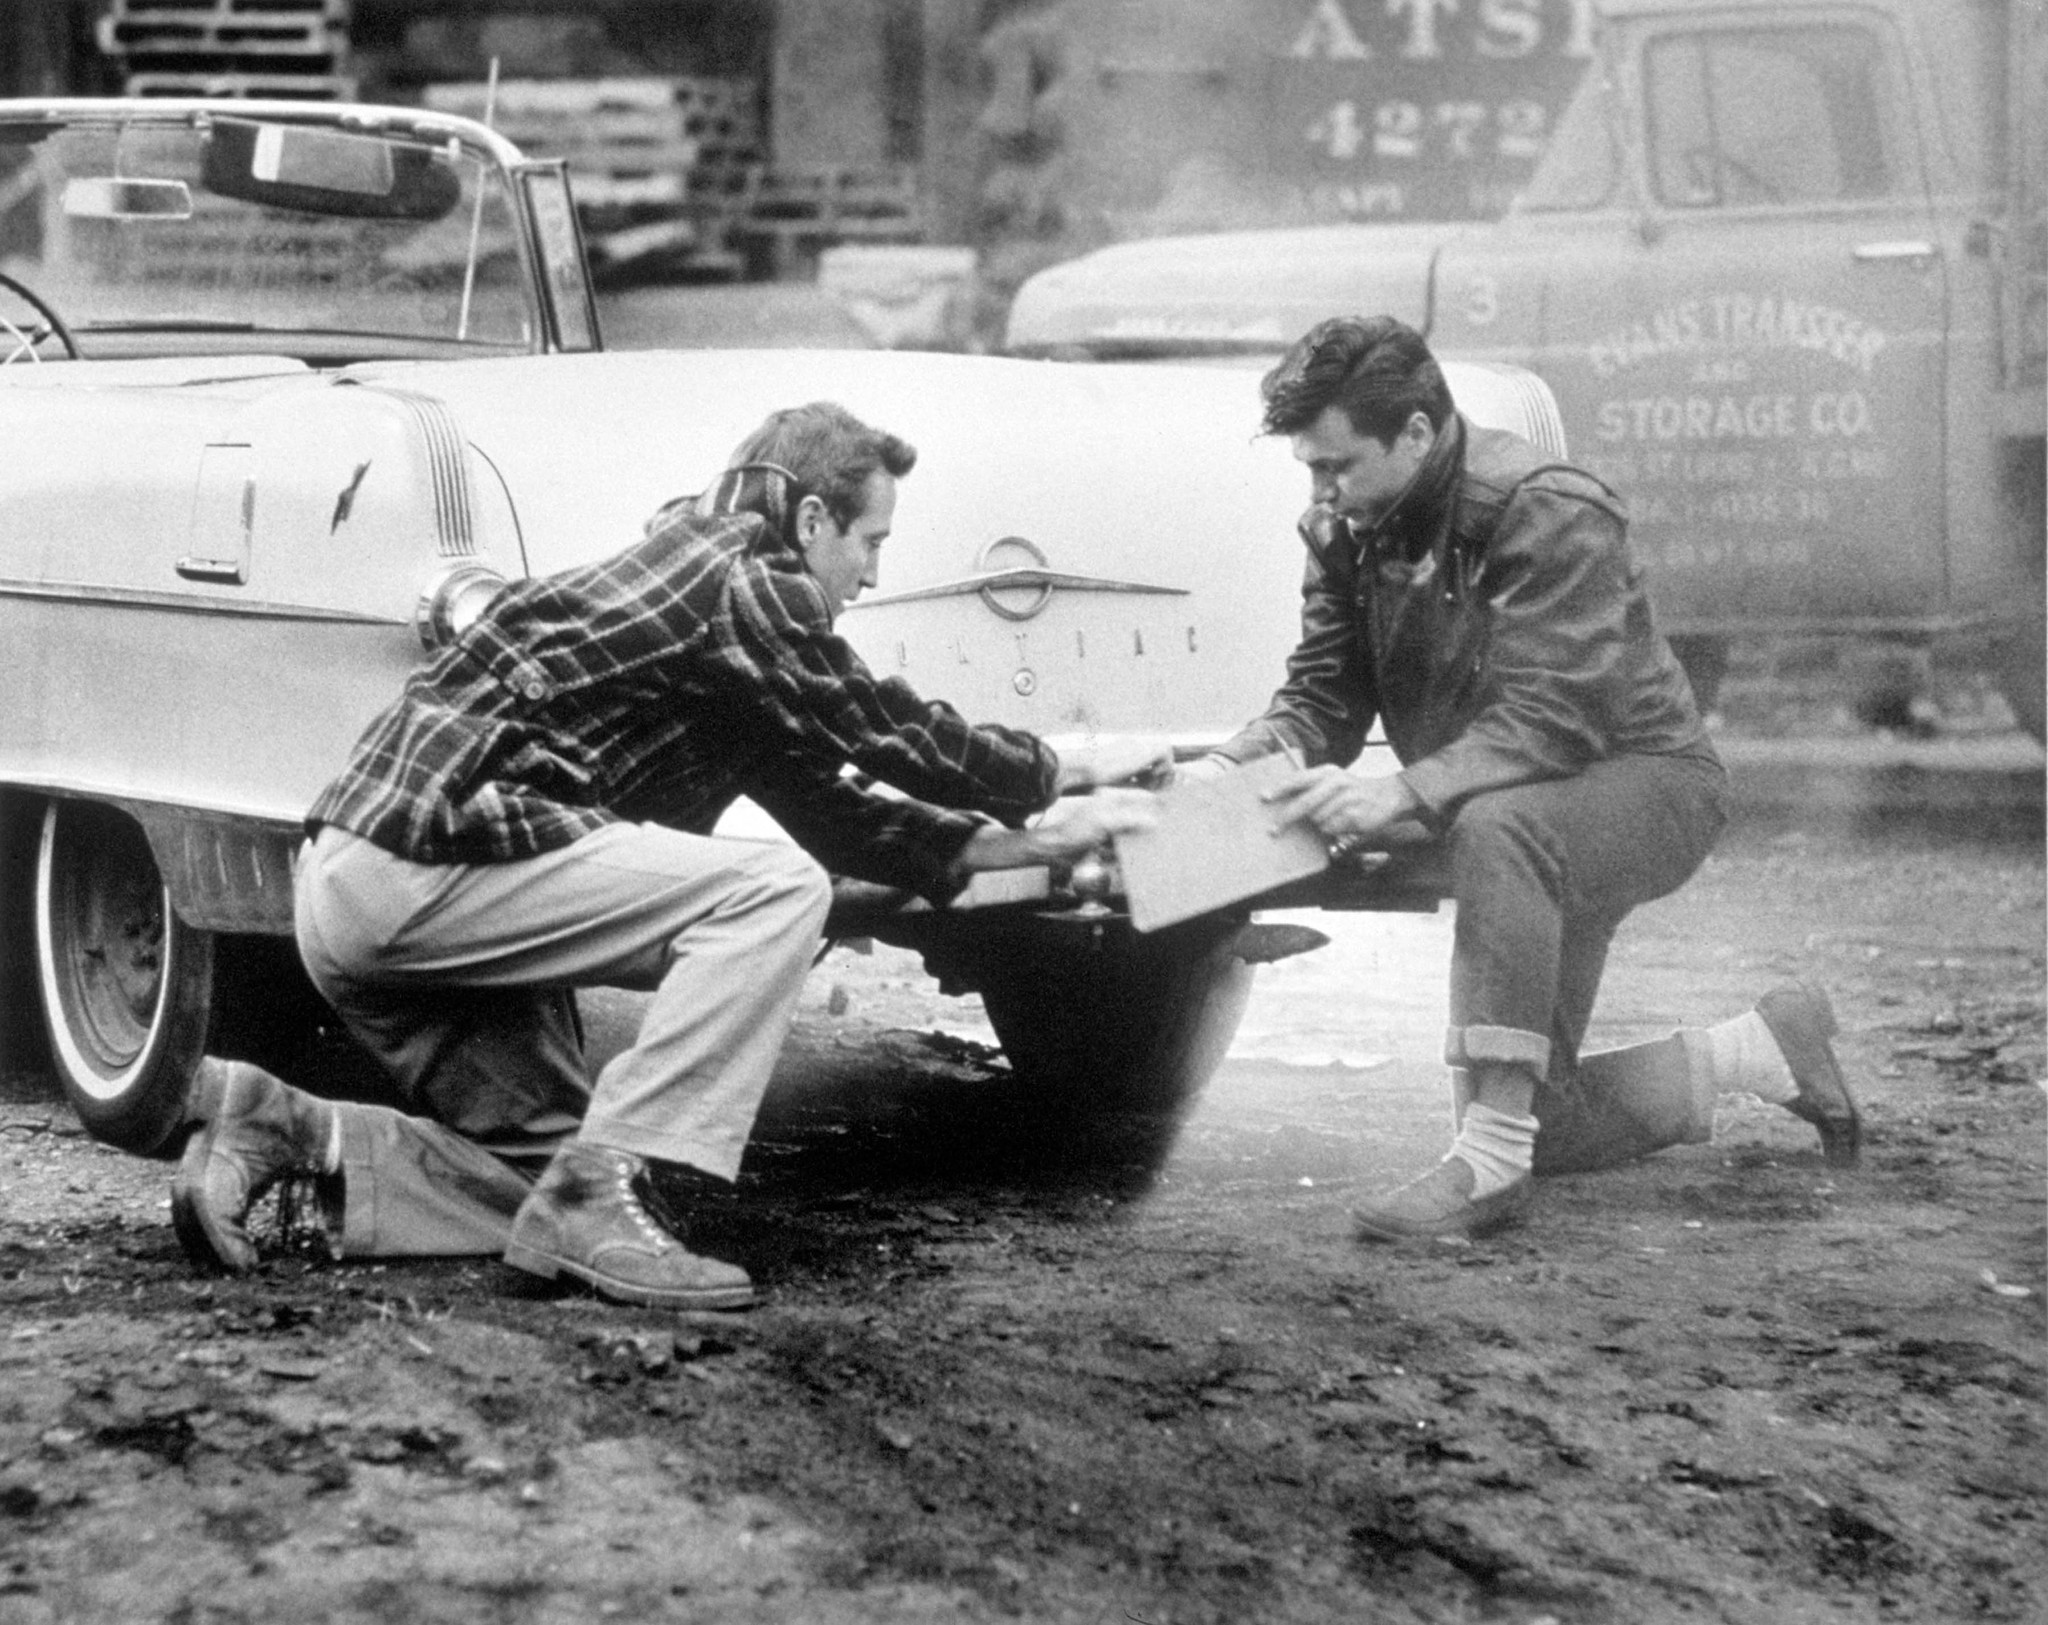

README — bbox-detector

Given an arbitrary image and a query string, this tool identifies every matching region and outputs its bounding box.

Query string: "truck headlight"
[414,561,506,651]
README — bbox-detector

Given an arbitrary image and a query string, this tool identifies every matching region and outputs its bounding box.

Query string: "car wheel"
[34,800,213,1156]
[0,793,53,1081]
[956,912,1255,1116]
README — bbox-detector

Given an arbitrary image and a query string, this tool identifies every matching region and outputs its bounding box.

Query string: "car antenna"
[455,55,501,342]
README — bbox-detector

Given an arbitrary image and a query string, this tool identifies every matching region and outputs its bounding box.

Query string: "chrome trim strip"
[341,382,477,557]
[847,566,1191,610]
[0,773,305,831]
[0,576,397,623]
[1515,371,1569,459]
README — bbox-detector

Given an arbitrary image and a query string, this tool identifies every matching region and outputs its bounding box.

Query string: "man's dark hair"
[726,401,916,530]
[1259,316,1455,447]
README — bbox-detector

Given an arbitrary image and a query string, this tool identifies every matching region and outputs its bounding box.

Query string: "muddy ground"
[1,717,2043,1625]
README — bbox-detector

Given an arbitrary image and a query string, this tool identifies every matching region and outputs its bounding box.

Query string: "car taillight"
[413,561,506,651]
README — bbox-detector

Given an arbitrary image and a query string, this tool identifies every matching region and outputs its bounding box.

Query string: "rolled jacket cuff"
[1444,1024,1552,1072]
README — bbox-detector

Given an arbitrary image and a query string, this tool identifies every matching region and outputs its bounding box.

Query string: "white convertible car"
[0,97,1565,1155]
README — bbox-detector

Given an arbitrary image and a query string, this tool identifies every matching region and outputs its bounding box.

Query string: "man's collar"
[648,495,797,557]
[1355,412,1465,556]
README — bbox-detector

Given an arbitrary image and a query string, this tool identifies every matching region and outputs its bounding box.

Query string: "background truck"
[969,0,1600,300]
[1006,0,2048,736]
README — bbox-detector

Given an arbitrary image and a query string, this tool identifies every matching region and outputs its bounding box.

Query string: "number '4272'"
[1306,99,1548,162]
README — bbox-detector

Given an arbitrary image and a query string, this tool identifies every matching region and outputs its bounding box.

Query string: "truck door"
[1456,10,1950,630]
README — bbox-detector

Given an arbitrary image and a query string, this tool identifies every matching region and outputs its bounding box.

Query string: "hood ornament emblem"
[847,535,1188,624]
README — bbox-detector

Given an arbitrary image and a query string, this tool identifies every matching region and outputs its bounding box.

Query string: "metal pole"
[456,55,501,343]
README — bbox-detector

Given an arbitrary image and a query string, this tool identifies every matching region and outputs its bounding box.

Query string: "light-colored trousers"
[292,823,831,1257]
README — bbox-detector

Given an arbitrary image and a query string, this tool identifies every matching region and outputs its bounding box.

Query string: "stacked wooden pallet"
[96,0,355,100]
[424,76,763,280]
[739,163,926,278]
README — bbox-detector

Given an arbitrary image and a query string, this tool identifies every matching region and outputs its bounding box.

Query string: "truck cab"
[1008,0,2046,732]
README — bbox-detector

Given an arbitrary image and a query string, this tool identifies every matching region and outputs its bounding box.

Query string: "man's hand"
[951,788,1157,875]
[1028,787,1157,861]
[1170,752,1233,787]
[1049,734,1174,793]
[1263,766,1426,853]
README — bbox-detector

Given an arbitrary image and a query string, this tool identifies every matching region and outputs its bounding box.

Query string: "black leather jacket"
[1216,414,1713,821]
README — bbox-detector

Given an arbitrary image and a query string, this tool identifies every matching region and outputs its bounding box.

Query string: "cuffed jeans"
[1440,748,1727,1127]
[292,823,831,1257]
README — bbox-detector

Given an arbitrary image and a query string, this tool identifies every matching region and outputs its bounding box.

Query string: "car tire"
[961,912,1255,1116]
[34,799,213,1157]
[0,792,53,1082]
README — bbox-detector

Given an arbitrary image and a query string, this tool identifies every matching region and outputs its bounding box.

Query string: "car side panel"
[0,369,525,926]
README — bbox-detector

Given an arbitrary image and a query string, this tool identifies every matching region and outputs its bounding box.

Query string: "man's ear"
[793,492,832,553]
[1402,411,1437,454]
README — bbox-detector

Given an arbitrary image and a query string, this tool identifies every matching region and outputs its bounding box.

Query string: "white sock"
[1699,1010,1798,1104]
[1450,1101,1538,1197]
[322,1110,343,1175]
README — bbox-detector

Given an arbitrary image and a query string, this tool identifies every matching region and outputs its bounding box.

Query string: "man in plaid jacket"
[172,401,1158,1309]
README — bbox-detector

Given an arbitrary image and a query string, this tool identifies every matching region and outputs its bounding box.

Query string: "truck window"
[1645,26,1894,209]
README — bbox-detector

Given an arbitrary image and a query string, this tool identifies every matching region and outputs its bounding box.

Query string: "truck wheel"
[34,799,212,1156]
[965,912,1254,1116]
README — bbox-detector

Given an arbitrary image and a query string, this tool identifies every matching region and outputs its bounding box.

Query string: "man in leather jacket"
[1195,317,1862,1242]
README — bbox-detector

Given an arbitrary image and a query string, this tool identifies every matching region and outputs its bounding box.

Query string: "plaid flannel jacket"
[306,508,1059,900]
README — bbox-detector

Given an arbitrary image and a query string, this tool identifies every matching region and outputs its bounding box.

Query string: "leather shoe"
[171,1059,336,1273]
[1353,1155,1531,1244]
[504,1141,755,1310]
[1756,984,1863,1167]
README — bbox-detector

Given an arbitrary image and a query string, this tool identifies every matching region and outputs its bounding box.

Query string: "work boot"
[502,1141,756,1310]
[1353,1156,1532,1244]
[1756,984,1863,1167]
[171,1059,338,1273]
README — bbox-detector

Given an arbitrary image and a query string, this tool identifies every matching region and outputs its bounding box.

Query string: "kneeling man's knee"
[1447,792,1537,860]
[755,844,833,924]
[1445,791,1563,900]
